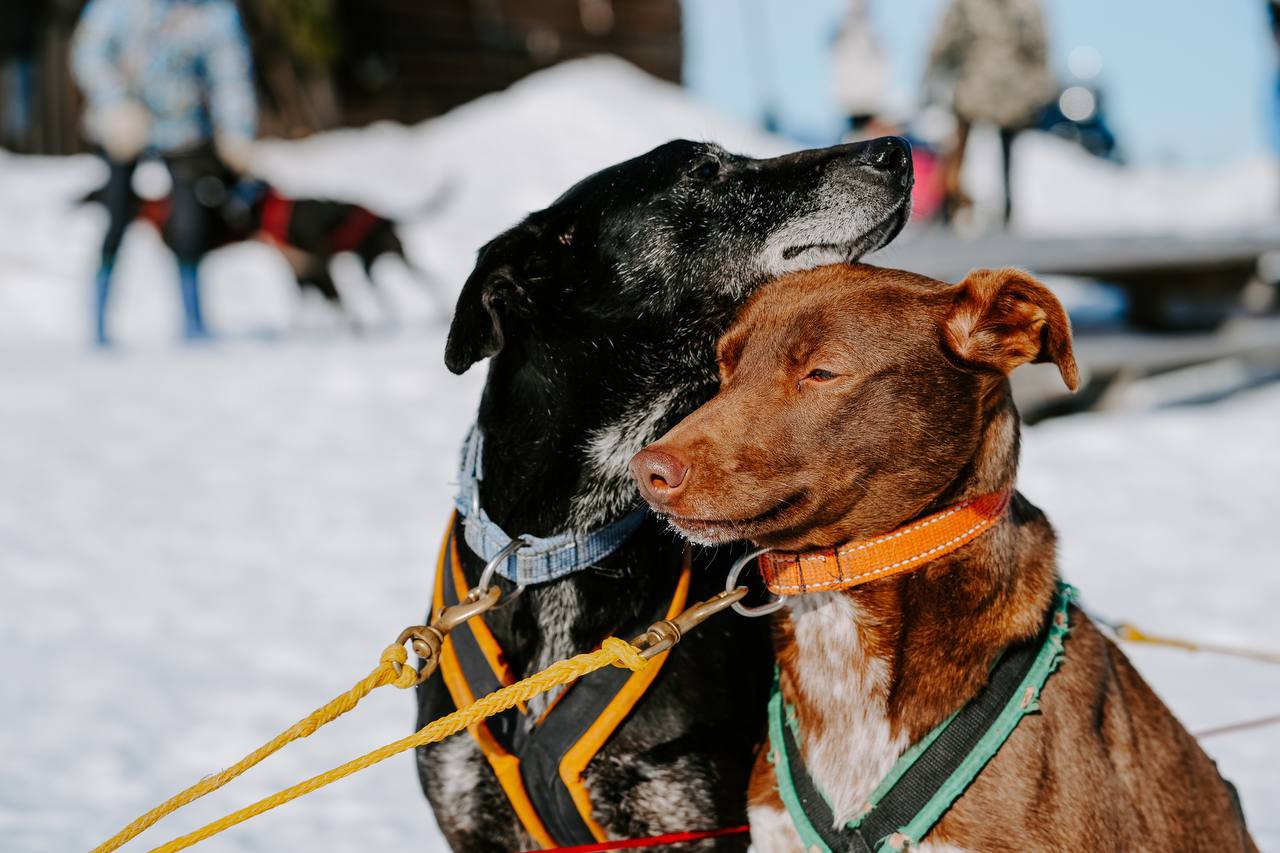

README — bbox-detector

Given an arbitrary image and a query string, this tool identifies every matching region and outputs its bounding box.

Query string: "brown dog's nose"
[629,448,690,506]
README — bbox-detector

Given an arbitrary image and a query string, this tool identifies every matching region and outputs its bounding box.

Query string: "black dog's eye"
[691,160,720,180]
[805,368,838,382]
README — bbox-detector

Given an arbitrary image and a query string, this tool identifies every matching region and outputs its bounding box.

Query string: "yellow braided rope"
[95,637,648,853]
[92,643,420,853]
[1115,623,1280,664]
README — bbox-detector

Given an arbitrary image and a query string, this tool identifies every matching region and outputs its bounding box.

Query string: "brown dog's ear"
[943,267,1079,390]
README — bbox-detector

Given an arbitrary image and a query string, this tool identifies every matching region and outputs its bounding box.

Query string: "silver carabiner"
[477,537,528,593]
[725,547,785,617]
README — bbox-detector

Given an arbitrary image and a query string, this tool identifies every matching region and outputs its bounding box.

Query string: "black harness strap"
[779,715,875,853]
[781,613,1051,853]
[439,519,681,846]
[517,662,635,843]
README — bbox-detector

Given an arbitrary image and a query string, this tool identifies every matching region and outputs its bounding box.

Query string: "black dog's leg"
[362,226,453,322]
[396,251,454,322]
[299,263,363,335]
[355,251,401,332]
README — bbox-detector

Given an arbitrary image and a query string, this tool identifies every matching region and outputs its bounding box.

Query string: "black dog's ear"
[444,227,539,375]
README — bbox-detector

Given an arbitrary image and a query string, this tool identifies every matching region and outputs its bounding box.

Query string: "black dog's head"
[446,137,913,530]
[445,137,911,374]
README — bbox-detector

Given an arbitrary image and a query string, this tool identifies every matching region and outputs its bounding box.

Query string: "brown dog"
[629,264,1254,852]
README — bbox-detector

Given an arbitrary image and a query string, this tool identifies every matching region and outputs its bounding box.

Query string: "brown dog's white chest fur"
[750,592,977,852]
[781,593,905,826]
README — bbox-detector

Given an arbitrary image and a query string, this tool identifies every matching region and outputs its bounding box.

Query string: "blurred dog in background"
[85,162,452,332]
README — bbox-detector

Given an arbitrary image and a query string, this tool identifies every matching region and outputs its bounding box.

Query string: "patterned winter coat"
[926,0,1055,129]
[71,0,256,154]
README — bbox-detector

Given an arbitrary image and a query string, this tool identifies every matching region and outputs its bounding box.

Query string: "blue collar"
[453,425,648,586]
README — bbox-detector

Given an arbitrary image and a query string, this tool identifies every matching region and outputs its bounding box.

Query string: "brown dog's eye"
[805,368,838,382]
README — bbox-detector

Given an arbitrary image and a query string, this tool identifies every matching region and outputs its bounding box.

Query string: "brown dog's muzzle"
[629,447,690,508]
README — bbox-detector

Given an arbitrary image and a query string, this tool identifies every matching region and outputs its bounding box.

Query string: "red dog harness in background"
[326,205,381,253]
[258,189,293,247]
[257,189,382,254]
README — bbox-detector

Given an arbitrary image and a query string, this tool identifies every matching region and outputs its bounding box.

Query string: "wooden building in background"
[338,0,682,126]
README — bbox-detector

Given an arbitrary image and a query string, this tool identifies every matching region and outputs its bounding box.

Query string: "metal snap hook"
[725,547,785,617]
[477,537,528,593]
[396,624,447,684]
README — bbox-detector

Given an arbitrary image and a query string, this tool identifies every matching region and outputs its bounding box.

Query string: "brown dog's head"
[629,264,1077,551]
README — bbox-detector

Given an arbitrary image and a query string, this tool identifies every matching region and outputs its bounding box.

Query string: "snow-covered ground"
[1,58,1277,851]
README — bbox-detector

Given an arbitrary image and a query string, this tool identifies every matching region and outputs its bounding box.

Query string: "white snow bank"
[1018,137,1280,235]
[953,125,1280,235]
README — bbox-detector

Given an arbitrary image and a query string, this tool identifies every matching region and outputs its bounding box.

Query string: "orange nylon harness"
[430,515,691,848]
[758,491,1012,596]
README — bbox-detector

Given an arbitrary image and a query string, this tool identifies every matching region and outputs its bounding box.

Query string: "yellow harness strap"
[432,514,689,848]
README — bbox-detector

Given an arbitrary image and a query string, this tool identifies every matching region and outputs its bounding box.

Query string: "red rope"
[525,825,750,852]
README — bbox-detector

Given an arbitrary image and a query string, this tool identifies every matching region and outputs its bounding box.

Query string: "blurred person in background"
[831,0,894,140]
[926,0,1055,227]
[1270,1,1280,157]
[71,0,257,346]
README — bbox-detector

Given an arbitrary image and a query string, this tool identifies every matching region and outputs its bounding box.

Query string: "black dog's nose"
[865,136,912,182]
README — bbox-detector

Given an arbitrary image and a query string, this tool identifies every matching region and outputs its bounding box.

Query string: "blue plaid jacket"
[71,0,256,154]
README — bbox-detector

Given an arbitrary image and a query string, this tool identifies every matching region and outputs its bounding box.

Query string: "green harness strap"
[770,582,1075,853]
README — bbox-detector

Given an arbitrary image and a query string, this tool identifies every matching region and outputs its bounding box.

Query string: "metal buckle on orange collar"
[726,547,786,617]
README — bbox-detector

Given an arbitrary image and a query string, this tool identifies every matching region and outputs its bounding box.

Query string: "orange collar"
[759,490,1013,596]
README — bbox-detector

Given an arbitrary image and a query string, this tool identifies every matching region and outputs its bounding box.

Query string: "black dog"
[419,137,913,850]
[233,185,452,327]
